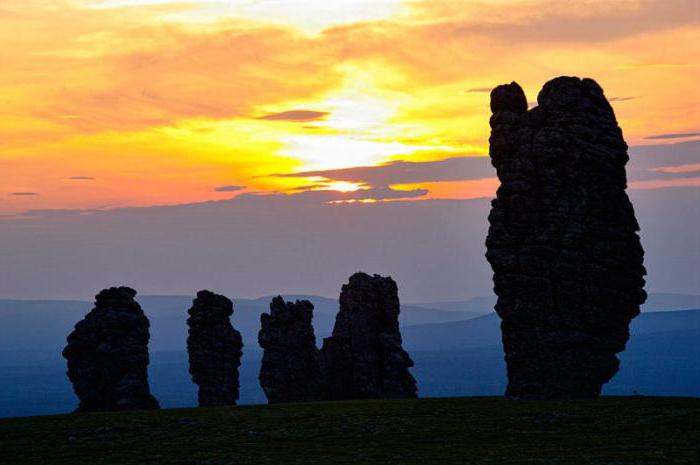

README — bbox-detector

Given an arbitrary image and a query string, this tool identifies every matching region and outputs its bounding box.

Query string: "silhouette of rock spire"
[258,296,321,403]
[186,290,243,407]
[486,76,647,399]
[63,286,160,412]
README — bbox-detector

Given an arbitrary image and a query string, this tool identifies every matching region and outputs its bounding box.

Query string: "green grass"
[1,397,698,465]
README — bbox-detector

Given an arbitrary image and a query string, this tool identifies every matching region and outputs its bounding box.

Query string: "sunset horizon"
[1,3,700,463]
[2,0,699,216]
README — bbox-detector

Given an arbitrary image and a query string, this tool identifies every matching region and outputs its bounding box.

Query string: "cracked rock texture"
[62,287,160,412]
[258,296,322,403]
[486,76,647,399]
[320,272,417,400]
[187,290,243,407]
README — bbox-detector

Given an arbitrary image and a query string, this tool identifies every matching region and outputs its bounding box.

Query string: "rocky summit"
[186,290,243,407]
[486,76,647,399]
[62,287,160,412]
[320,272,417,400]
[258,296,322,403]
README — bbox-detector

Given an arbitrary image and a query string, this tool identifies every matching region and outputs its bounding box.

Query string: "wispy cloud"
[630,177,700,190]
[650,163,700,174]
[645,132,700,140]
[9,192,40,196]
[214,185,246,192]
[616,63,693,70]
[258,110,329,122]
[1,0,699,214]
[434,0,700,43]
[275,156,493,185]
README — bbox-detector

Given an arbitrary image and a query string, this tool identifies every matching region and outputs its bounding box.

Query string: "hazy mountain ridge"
[0,296,698,418]
[0,294,484,355]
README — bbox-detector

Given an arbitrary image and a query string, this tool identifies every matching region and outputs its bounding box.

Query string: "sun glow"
[320,181,365,193]
[273,65,448,172]
[1,0,699,214]
[86,0,410,32]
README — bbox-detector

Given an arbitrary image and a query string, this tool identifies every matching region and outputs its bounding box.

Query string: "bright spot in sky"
[273,64,431,171]
[322,181,365,192]
[87,0,408,32]
[320,94,395,133]
[228,0,407,32]
[279,134,426,171]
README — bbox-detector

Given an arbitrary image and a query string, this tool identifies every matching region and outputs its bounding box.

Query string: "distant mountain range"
[0,293,698,418]
[2,292,696,356]
[0,294,483,358]
[413,292,700,314]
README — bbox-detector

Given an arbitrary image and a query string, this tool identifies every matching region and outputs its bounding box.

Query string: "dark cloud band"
[645,132,700,140]
[259,110,329,122]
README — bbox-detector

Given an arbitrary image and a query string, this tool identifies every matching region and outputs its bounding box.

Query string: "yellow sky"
[1,0,699,213]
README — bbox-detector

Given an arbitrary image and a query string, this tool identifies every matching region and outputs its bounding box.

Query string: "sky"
[0,0,699,301]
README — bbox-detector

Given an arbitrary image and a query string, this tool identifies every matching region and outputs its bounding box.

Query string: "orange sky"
[1,0,699,214]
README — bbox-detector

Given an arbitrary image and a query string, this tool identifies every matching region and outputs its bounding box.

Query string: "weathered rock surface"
[320,272,417,400]
[486,76,647,399]
[62,287,160,412]
[258,296,321,403]
[186,290,243,407]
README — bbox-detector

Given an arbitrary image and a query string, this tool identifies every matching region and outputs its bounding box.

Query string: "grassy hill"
[1,397,698,465]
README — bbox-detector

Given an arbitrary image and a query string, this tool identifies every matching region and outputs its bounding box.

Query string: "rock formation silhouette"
[186,290,243,407]
[258,296,321,403]
[320,272,417,400]
[486,76,647,399]
[62,287,160,412]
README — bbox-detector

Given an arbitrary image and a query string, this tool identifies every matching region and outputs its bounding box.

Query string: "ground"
[1,397,698,465]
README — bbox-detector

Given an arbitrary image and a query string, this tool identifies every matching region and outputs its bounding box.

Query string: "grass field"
[1,397,698,465]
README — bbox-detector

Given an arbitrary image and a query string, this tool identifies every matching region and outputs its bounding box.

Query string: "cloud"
[244,185,428,203]
[1,179,698,306]
[649,163,700,174]
[9,192,40,196]
[67,176,95,180]
[2,9,344,134]
[2,0,699,216]
[630,177,700,190]
[615,63,692,70]
[272,142,700,198]
[275,156,493,186]
[631,140,700,166]
[269,156,498,202]
[627,140,700,184]
[411,0,700,44]
[214,185,245,192]
[645,132,700,140]
[609,96,637,102]
[258,110,329,122]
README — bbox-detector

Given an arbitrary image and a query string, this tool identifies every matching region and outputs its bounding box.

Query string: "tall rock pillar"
[486,77,646,399]
[258,296,321,403]
[320,272,417,400]
[63,287,160,412]
[186,290,243,406]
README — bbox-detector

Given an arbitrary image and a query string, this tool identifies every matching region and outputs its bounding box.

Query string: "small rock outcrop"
[258,296,321,403]
[320,272,417,400]
[186,290,243,407]
[486,76,647,399]
[62,287,160,412]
